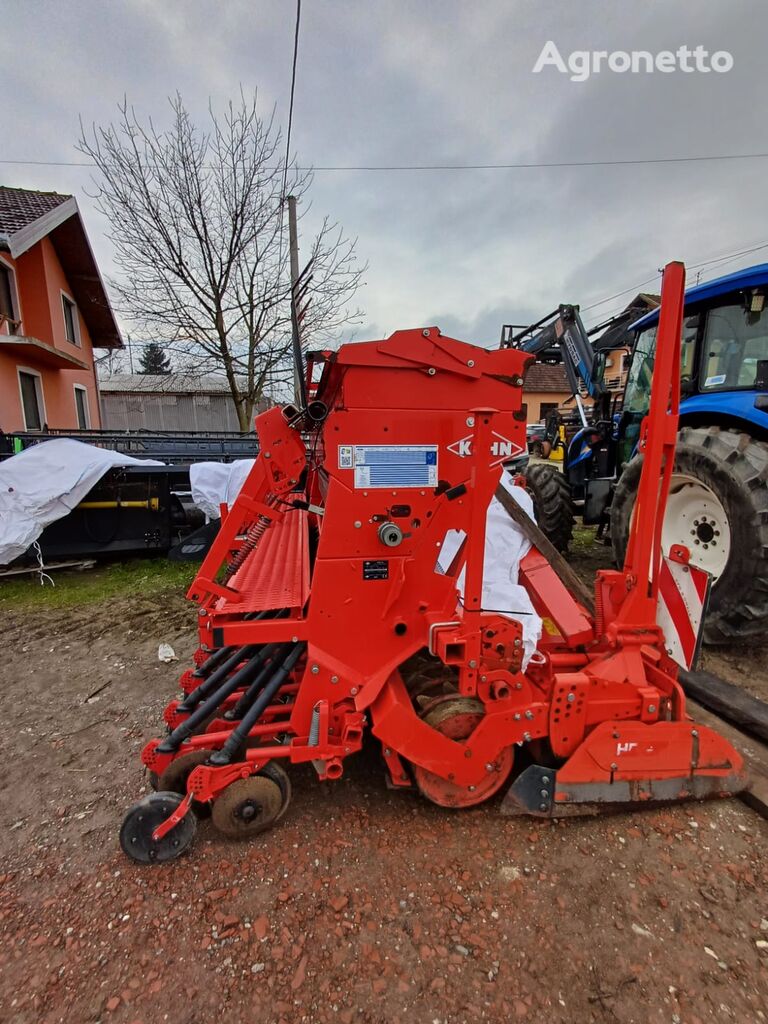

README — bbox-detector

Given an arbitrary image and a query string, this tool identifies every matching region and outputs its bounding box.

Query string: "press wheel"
[157,749,213,817]
[211,775,283,838]
[119,792,197,864]
[258,761,292,820]
[413,697,514,809]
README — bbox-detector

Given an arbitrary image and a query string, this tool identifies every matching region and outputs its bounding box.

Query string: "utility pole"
[287,195,305,407]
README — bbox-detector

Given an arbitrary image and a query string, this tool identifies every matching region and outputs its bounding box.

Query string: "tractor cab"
[620,275,768,468]
[607,265,768,642]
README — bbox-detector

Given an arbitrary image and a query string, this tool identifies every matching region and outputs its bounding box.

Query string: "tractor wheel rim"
[663,474,731,579]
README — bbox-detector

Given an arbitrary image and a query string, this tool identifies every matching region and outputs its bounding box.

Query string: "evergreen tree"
[138,341,171,375]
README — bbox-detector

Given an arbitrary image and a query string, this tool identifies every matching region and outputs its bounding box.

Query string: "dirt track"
[1,577,768,1023]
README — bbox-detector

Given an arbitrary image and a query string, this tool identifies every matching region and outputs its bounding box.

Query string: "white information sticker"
[339,444,438,489]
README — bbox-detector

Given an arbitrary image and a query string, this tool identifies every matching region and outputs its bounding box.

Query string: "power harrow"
[120,261,746,864]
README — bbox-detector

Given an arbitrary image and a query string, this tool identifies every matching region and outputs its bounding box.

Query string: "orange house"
[0,186,122,432]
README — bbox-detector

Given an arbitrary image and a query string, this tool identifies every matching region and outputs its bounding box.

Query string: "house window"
[62,293,80,345]
[539,402,559,422]
[74,385,90,429]
[0,261,19,333]
[18,369,45,431]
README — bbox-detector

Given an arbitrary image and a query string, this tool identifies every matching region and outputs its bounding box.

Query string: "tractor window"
[700,300,768,391]
[680,315,699,381]
[626,316,700,414]
[624,326,656,413]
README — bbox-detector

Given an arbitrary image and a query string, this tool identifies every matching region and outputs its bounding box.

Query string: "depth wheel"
[258,761,292,820]
[157,749,213,817]
[413,698,515,809]
[211,775,283,839]
[119,792,197,864]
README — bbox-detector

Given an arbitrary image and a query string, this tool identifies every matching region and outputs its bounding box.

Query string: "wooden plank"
[0,559,96,578]
[680,668,768,745]
[493,483,596,614]
[687,697,768,819]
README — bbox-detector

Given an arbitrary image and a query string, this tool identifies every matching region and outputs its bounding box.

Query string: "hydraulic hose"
[178,645,260,713]
[208,644,305,766]
[157,643,281,754]
[225,642,295,720]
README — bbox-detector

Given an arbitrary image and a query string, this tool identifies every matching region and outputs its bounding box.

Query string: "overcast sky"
[2,0,766,348]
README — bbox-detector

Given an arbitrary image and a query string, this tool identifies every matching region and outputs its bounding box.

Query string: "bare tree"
[79,93,365,430]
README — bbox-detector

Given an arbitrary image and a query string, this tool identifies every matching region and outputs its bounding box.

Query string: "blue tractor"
[504,263,768,644]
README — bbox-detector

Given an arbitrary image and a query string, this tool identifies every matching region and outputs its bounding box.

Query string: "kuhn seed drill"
[121,262,746,863]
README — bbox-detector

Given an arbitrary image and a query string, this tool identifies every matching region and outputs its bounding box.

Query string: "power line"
[2,150,768,173]
[281,0,301,199]
[688,239,768,274]
[276,0,302,276]
[589,237,768,315]
[580,273,661,314]
[581,236,768,321]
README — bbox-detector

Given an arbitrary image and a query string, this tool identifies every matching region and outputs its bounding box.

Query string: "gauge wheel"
[119,791,197,864]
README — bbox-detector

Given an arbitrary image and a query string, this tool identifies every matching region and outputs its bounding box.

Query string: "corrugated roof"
[100,373,237,394]
[0,186,71,234]
[523,362,571,393]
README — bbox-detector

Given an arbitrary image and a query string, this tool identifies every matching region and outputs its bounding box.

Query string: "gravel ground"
[1,572,767,1024]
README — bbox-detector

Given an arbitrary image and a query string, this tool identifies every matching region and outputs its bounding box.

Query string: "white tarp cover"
[450,473,543,668]
[0,439,163,565]
[190,459,256,521]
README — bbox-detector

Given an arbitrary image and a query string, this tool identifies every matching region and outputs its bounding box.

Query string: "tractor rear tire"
[523,463,575,553]
[611,426,768,644]
[530,440,545,458]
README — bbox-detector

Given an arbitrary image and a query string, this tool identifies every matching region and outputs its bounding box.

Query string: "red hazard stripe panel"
[692,563,708,603]
[658,558,697,668]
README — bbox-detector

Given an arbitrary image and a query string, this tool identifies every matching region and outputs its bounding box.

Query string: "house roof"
[100,373,237,395]
[0,186,122,349]
[591,292,661,353]
[0,187,71,234]
[523,361,571,393]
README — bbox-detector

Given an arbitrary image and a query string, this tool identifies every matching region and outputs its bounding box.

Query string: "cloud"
[1,0,764,357]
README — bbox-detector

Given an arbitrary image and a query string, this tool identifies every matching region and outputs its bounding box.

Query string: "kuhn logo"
[448,431,524,466]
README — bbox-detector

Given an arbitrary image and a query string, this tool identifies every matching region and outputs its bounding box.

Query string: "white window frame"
[0,254,21,335]
[73,383,91,429]
[17,366,47,431]
[60,289,81,346]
